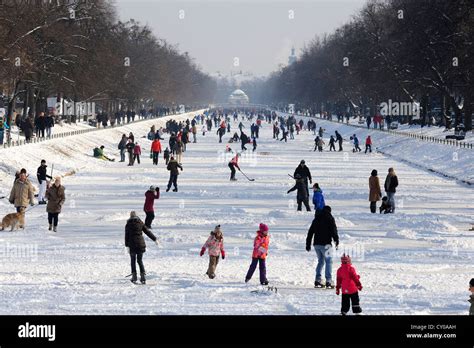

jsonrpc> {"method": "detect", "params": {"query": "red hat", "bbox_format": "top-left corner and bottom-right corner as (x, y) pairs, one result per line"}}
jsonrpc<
(259, 223), (269, 233)
(341, 254), (351, 264)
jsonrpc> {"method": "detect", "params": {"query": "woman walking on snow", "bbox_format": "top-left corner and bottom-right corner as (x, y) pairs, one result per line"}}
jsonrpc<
(45, 176), (65, 232)
(124, 211), (159, 284)
(369, 170), (382, 213)
(245, 223), (270, 285)
(200, 225), (226, 279)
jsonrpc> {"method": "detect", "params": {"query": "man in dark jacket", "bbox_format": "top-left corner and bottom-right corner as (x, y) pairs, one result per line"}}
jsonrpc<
(166, 156), (183, 192)
(125, 211), (158, 284)
(287, 174), (311, 212)
(37, 160), (52, 204)
(306, 205), (339, 288)
(118, 134), (127, 162)
(294, 160), (312, 196)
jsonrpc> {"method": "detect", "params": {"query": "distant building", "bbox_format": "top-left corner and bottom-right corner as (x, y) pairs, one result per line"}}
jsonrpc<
(288, 47), (297, 65)
(228, 89), (250, 105)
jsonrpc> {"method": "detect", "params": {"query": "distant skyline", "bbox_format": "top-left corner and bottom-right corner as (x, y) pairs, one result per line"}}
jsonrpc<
(114, 0), (367, 78)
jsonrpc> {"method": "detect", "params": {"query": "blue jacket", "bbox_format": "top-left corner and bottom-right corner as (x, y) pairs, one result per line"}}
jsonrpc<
(313, 189), (325, 211)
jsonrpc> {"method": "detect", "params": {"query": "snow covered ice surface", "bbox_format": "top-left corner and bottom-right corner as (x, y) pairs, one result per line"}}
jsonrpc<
(0, 111), (473, 315)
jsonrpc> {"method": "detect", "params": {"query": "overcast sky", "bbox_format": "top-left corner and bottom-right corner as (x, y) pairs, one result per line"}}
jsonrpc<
(113, 0), (367, 78)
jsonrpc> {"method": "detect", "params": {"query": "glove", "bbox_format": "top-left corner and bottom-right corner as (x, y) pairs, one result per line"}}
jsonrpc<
(200, 247), (205, 257)
(156, 187), (160, 192)
(306, 246), (311, 252)
(154, 240), (159, 246)
(336, 289), (340, 295)
(357, 285), (363, 291)
(287, 190), (290, 194)
(221, 250), (226, 259)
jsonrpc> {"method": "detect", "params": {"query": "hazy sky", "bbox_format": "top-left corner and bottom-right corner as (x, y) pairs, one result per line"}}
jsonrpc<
(114, 0), (367, 78)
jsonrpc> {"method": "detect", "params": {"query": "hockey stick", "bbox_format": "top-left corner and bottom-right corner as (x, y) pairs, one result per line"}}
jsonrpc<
(288, 174), (295, 179)
(238, 168), (255, 181)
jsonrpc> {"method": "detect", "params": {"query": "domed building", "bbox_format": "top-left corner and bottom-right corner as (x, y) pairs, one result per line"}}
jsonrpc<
(228, 89), (249, 105)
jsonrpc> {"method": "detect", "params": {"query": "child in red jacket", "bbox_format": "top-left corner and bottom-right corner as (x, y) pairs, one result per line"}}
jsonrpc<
(245, 223), (270, 285)
(336, 254), (362, 315)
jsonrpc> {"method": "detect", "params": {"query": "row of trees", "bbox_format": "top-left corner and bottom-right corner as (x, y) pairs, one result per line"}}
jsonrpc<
(243, 0), (473, 129)
(0, 0), (216, 128)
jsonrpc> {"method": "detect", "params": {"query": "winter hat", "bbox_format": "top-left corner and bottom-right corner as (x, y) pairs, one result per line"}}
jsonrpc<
(213, 225), (222, 234)
(41, 159), (46, 164)
(341, 254), (351, 264)
(149, 185), (156, 191)
(259, 223), (269, 233)
(300, 160), (305, 165)
(130, 211), (137, 218)
(313, 183), (320, 189)
(470, 278), (474, 287)
(371, 169), (378, 176)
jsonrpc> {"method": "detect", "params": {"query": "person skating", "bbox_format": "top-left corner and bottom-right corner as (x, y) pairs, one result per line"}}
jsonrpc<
(280, 129), (289, 142)
(37, 159), (52, 204)
(329, 135), (336, 151)
(335, 131), (343, 151)
(369, 169), (382, 213)
(365, 136), (372, 153)
(45, 176), (65, 232)
(306, 205), (339, 288)
(240, 132), (249, 151)
(469, 278), (474, 315)
(287, 174), (311, 212)
(124, 211), (158, 284)
(93, 146), (115, 162)
(336, 254), (363, 315)
(150, 139), (162, 165)
(312, 183), (325, 216)
(228, 153), (241, 181)
(294, 160), (312, 196)
(217, 127), (225, 143)
(164, 147), (170, 165)
(351, 134), (361, 152)
(252, 137), (257, 152)
(384, 167), (398, 213)
(317, 137), (325, 152)
(166, 156), (183, 192)
(199, 225), (226, 279)
(245, 223), (270, 285)
(118, 134), (127, 162)
(133, 142), (142, 165)
(143, 186), (160, 228)
(9, 172), (35, 213)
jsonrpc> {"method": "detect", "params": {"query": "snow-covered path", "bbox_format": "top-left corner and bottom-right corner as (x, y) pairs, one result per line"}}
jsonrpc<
(0, 111), (473, 315)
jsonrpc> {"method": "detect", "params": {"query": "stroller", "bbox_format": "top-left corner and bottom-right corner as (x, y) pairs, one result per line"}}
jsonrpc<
(379, 196), (392, 214)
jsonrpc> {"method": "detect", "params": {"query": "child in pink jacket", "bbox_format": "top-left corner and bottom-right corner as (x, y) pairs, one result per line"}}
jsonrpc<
(133, 142), (142, 164)
(200, 225), (225, 279)
(245, 223), (270, 285)
(336, 254), (363, 315)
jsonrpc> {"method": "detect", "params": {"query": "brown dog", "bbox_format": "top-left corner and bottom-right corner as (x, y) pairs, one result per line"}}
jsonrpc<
(1, 210), (25, 231)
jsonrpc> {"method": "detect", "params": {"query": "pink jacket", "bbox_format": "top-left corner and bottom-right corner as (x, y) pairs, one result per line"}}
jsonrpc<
(133, 145), (141, 155)
(336, 264), (362, 295)
(202, 233), (225, 257)
(252, 230), (269, 259)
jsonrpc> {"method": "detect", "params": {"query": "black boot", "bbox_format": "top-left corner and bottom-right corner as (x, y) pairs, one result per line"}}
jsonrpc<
(131, 272), (137, 283)
(140, 272), (146, 284)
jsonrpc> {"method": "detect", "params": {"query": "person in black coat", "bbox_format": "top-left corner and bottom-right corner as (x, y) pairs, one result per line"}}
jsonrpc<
(125, 211), (158, 284)
(22, 117), (34, 143)
(287, 174), (311, 212)
(294, 160), (312, 196)
(306, 205), (339, 288)
(384, 167), (399, 213)
(240, 132), (249, 151)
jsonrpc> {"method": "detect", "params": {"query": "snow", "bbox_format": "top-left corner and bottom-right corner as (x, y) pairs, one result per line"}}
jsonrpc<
(0, 110), (473, 315)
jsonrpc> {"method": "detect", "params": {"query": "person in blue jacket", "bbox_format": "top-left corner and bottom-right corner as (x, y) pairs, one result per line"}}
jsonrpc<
(312, 183), (326, 216)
